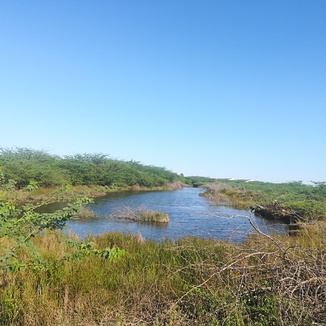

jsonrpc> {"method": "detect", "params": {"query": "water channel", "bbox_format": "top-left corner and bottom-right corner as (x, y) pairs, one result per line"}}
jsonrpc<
(65, 187), (288, 242)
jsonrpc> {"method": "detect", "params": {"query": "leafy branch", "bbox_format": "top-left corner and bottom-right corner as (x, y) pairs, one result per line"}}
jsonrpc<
(0, 198), (91, 271)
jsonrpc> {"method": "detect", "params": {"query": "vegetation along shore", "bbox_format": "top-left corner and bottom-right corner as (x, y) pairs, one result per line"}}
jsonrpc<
(201, 178), (326, 223)
(0, 147), (325, 325)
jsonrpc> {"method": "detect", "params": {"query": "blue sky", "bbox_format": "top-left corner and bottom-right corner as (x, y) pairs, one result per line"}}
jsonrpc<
(0, 1), (325, 183)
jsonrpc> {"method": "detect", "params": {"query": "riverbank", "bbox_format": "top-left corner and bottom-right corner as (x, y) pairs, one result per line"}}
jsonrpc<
(201, 180), (326, 223)
(0, 181), (185, 205)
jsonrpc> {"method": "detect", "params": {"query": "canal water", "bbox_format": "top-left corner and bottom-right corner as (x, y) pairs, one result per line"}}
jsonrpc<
(65, 187), (288, 242)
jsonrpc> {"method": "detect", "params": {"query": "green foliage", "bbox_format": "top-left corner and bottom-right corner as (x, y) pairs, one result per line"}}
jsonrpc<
(209, 179), (326, 220)
(0, 147), (183, 190)
(0, 148), (67, 188)
(64, 240), (126, 262)
(0, 198), (91, 271)
(186, 175), (217, 187)
(241, 290), (278, 325)
(25, 181), (39, 192)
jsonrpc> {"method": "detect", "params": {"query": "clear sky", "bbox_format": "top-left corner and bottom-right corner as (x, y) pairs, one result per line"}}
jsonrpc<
(0, 1), (325, 183)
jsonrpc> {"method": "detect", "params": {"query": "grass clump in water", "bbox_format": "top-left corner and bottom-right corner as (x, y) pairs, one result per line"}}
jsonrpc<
(111, 205), (169, 223)
(135, 209), (169, 223)
(72, 206), (97, 220)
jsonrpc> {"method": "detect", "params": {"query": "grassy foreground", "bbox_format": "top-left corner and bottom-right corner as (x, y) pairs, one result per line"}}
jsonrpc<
(1, 222), (325, 325)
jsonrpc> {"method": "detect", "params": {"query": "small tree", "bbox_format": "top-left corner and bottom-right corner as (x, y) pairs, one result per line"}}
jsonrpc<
(0, 198), (90, 271)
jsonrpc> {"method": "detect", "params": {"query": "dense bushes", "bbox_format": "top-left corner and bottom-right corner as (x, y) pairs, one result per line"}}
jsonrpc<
(0, 147), (184, 189)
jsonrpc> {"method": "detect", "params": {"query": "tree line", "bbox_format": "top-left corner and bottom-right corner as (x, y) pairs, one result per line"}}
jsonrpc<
(0, 147), (185, 190)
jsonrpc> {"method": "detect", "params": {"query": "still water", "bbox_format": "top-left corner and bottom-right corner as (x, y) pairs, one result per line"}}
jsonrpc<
(65, 187), (288, 242)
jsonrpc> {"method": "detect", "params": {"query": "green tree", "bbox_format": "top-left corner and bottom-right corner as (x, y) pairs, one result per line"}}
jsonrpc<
(0, 198), (90, 271)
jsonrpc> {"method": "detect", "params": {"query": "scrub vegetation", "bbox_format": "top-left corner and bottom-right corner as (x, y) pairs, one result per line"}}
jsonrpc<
(203, 179), (326, 221)
(0, 147), (187, 203)
(0, 147), (326, 325)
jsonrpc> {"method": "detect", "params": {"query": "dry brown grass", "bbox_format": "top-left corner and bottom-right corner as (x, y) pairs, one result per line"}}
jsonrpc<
(202, 182), (232, 205)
